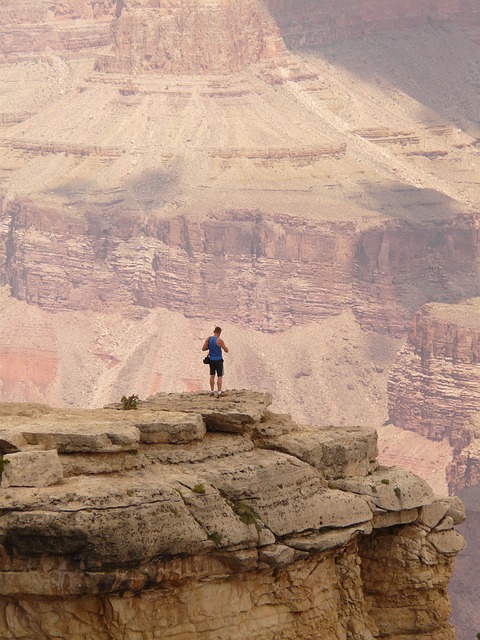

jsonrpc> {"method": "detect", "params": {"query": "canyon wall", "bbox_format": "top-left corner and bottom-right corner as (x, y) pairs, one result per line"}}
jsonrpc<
(4, 0), (480, 62)
(0, 391), (465, 639)
(97, 0), (286, 74)
(1, 199), (479, 335)
(387, 304), (480, 640)
(266, 0), (480, 48)
(388, 299), (480, 493)
(0, 0), (114, 59)
(353, 216), (480, 336)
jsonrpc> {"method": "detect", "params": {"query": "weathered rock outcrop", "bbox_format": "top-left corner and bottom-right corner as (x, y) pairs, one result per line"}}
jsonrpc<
(0, 391), (464, 639)
(389, 299), (480, 442)
(1, 200), (479, 335)
(385, 299), (480, 640)
(97, 0), (286, 75)
(388, 299), (480, 493)
(0, 0), (114, 59)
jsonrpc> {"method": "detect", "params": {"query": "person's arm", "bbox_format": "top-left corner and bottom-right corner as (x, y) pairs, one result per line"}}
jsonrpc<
(218, 338), (229, 353)
(202, 337), (209, 352)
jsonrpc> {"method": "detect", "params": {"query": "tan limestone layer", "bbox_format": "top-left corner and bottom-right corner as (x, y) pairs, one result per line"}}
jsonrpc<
(359, 524), (460, 640)
(0, 552), (369, 640)
(0, 391), (465, 639)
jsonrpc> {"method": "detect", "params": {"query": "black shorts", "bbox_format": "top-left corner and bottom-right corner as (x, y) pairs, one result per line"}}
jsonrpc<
(209, 359), (224, 377)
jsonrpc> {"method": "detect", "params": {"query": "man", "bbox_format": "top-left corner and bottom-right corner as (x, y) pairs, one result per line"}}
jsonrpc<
(202, 326), (229, 397)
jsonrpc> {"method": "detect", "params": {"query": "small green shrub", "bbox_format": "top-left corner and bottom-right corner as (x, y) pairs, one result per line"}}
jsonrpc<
(193, 484), (206, 494)
(394, 487), (402, 499)
(233, 501), (259, 526)
(207, 532), (222, 546)
(121, 394), (139, 410)
(380, 478), (390, 485)
(0, 456), (10, 477)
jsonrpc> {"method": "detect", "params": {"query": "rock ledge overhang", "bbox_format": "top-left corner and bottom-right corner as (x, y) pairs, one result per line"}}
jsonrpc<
(0, 390), (464, 572)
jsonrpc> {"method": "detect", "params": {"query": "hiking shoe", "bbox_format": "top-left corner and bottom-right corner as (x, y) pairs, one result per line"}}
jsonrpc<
(209, 391), (215, 397)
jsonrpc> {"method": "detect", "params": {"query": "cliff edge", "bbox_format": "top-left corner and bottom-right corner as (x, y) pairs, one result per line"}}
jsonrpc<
(0, 390), (465, 639)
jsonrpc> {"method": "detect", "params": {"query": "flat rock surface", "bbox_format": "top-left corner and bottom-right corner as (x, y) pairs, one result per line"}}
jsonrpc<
(138, 390), (273, 433)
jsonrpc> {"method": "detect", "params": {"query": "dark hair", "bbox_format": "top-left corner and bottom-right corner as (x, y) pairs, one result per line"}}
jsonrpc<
(214, 326), (222, 333)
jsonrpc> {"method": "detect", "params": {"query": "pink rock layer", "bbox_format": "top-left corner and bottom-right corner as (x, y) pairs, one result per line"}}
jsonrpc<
(1, 199), (478, 336)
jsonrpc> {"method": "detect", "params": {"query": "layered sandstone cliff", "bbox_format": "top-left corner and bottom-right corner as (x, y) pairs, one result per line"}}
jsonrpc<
(0, 0), (114, 59)
(388, 299), (480, 493)
(1, 2), (479, 337)
(0, 6), (477, 637)
(97, 0), (286, 74)
(1, 201), (479, 336)
(386, 302), (480, 640)
(0, 391), (465, 639)
(6, 0), (480, 64)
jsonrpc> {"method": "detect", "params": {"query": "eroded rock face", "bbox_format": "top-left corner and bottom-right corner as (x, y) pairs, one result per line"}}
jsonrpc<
(1, 3), (480, 340)
(389, 300), (480, 440)
(0, 391), (464, 639)
(2, 201), (479, 335)
(97, 0), (286, 74)
(353, 216), (480, 336)
(388, 299), (480, 495)
(0, 0), (114, 59)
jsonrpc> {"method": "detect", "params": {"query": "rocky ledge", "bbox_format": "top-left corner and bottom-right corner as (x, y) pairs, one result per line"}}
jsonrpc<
(0, 390), (465, 640)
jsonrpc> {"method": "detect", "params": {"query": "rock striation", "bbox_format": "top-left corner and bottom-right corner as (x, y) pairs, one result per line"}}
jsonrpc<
(97, 0), (286, 75)
(1, 1), (479, 338)
(0, 0), (114, 59)
(1, 201), (479, 335)
(0, 391), (464, 639)
(388, 299), (480, 498)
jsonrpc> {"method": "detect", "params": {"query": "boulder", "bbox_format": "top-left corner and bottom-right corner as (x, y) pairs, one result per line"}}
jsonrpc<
(1, 450), (63, 488)
(134, 411), (206, 444)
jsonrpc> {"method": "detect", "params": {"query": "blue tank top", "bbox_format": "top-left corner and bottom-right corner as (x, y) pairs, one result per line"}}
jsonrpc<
(208, 336), (222, 361)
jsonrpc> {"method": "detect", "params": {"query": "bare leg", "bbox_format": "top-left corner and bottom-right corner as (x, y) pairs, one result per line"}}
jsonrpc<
(217, 376), (223, 392)
(209, 375), (215, 392)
